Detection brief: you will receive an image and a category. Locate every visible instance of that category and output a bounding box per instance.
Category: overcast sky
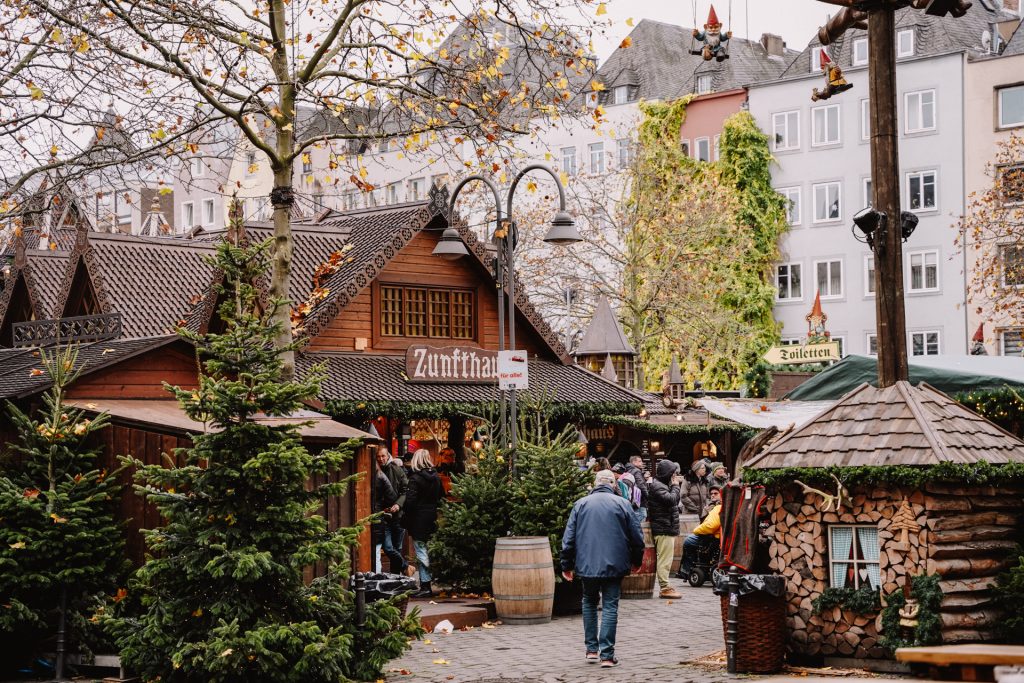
[591,0,825,61]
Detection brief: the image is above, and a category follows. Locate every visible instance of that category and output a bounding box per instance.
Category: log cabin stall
[0,185,643,572]
[740,381,1024,662]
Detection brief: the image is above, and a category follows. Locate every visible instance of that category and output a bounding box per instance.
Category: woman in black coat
[404,449,444,597]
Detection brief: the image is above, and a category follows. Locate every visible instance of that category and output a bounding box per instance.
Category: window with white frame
[815,259,843,298]
[245,151,257,175]
[905,90,936,133]
[378,138,390,153]
[681,139,691,157]
[907,250,939,292]
[1001,328,1024,356]
[713,134,721,161]
[861,98,871,140]
[999,85,1024,129]
[813,181,842,222]
[897,29,915,57]
[907,170,937,211]
[833,336,846,357]
[863,177,873,207]
[772,111,800,151]
[779,187,801,225]
[589,142,605,174]
[852,38,868,66]
[613,85,630,105]
[812,105,841,146]
[1000,164,1024,205]
[408,177,424,201]
[864,254,876,296]
[829,525,880,589]
[115,193,131,222]
[780,337,802,346]
[387,183,399,205]
[1001,244,1024,287]
[190,157,204,178]
[911,330,941,356]
[776,263,803,301]
[617,139,634,168]
[696,74,712,94]
[810,46,825,73]
[202,198,214,225]
[561,146,577,175]
[695,137,711,162]
[866,333,878,356]
[182,202,194,228]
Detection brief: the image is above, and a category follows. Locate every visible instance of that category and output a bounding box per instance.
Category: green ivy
[326,399,641,425]
[879,574,944,652]
[742,460,1024,489]
[812,585,881,616]
[600,414,755,438]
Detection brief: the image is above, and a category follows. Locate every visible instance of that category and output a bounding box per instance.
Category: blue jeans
[414,540,431,582]
[382,522,407,573]
[581,576,622,661]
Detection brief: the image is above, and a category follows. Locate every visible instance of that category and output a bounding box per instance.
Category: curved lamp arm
[505,164,567,220]
[448,174,503,227]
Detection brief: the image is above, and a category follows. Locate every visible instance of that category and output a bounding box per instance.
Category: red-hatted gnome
[811,48,852,102]
[691,5,731,62]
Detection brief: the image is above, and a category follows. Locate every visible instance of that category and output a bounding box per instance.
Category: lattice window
[380,285,474,340]
[429,289,450,338]
[451,291,474,339]
[404,288,428,337]
[380,286,403,336]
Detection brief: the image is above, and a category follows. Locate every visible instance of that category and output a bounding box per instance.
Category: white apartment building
[749,1,1020,359]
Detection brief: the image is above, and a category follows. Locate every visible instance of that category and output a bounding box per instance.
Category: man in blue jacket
[561,469,645,668]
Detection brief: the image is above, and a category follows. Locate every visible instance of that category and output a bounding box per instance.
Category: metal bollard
[354,572,366,630]
[726,567,740,675]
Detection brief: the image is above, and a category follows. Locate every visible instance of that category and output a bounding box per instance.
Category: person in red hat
[691,5,731,62]
[811,47,852,102]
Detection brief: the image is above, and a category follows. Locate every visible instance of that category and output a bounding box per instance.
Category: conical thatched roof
[745,381,1024,469]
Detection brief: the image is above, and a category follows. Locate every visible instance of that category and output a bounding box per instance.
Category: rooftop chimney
[761,33,786,57]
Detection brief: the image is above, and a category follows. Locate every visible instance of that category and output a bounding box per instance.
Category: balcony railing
[13,313,122,347]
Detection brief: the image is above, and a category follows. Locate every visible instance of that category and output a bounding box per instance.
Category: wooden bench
[896,644,1024,682]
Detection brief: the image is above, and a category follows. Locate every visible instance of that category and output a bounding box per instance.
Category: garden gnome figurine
[811,48,852,102]
[971,323,988,355]
[899,582,920,642]
[691,5,731,62]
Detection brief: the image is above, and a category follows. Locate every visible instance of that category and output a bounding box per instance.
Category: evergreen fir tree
[0,346,123,671]
[105,223,420,682]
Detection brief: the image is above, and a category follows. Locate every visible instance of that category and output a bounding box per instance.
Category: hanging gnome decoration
[691,5,732,62]
[811,47,853,102]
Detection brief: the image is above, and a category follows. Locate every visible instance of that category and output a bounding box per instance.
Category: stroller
[685,536,721,587]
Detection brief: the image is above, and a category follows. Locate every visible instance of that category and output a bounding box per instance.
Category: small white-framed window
[202,198,215,226]
[713,134,721,161]
[695,137,711,162]
[776,263,803,301]
[780,337,802,346]
[561,146,577,175]
[861,98,871,141]
[907,170,937,211]
[182,201,194,228]
[190,157,204,178]
[681,139,691,157]
[863,177,873,207]
[1001,244,1024,287]
[613,85,630,105]
[378,138,390,154]
[387,183,400,204]
[1001,328,1024,356]
[852,38,868,66]
[408,177,424,201]
[866,333,878,356]
[999,164,1024,205]
[907,249,939,292]
[617,139,635,168]
[772,111,800,151]
[812,104,841,146]
[813,181,842,223]
[833,336,846,357]
[828,525,880,590]
[911,330,941,356]
[810,46,825,73]
[815,258,844,299]
[779,186,801,225]
[864,254,876,296]
[998,85,1024,129]
[589,142,605,174]
[696,74,713,94]
[905,90,936,133]
[897,29,915,57]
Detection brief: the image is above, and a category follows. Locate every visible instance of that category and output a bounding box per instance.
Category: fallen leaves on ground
[432,658,450,665]
[386,668,413,675]
[481,621,497,628]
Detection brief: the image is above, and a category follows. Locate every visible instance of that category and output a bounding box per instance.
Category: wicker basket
[719,590,787,673]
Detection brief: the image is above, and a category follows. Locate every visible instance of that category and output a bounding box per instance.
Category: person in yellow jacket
[680,484,722,578]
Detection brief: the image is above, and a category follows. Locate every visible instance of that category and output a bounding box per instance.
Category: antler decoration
[793,474,849,512]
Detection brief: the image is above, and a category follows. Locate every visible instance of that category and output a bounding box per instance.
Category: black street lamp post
[433,164,581,469]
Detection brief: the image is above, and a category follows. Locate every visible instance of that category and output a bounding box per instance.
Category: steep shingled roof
[745,381,1024,469]
[25,250,71,319]
[575,296,636,356]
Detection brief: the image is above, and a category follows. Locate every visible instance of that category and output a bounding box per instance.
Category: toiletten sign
[405,345,498,384]
[763,342,841,365]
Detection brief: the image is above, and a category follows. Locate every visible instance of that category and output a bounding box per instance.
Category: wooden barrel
[672,514,701,574]
[492,536,555,625]
[621,521,655,599]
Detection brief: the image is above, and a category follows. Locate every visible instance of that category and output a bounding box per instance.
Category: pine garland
[600,414,756,437]
[326,398,642,424]
[742,460,1024,489]
[811,585,882,616]
[879,574,944,652]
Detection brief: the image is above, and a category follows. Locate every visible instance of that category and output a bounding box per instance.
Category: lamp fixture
[543,210,582,246]
[900,211,919,241]
[431,226,469,260]
[852,206,887,248]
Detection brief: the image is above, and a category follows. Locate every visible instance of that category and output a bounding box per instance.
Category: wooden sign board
[763,342,840,365]
[405,345,498,384]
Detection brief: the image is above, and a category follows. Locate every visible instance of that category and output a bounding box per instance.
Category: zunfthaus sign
[405,345,498,384]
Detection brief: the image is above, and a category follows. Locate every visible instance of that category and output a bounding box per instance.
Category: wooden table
[896,644,1024,682]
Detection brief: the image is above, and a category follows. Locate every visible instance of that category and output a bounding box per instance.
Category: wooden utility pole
[867,4,909,386]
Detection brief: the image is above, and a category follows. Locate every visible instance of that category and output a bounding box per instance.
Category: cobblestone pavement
[386,577,751,683]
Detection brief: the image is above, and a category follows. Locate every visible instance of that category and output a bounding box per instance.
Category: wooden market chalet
[0,185,643,571]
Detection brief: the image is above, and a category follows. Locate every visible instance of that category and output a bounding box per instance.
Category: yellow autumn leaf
[71,35,90,53]
[192,607,202,616]
[28,84,44,100]
[590,80,606,92]
[150,128,167,141]
[596,3,607,15]
[620,36,633,49]
[220,648,233,657]
[159,187,173,195]
[50,28,64,43]
[526,180,537,193]
[247,163,259,174]
[302,152,311,164]
[559,171,569,186]
[49,145,58,156]
[9,541,25,549]
[432,659,449,665]
[626,17,635,27]
[358,166,368,179]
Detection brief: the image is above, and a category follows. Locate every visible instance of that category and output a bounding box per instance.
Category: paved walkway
[386,577,745,683]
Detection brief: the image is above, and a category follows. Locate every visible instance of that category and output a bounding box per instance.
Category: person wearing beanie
[561,467,645,668]
[705,461,729,486]
[647,456,682,599]
[680,459,710,516]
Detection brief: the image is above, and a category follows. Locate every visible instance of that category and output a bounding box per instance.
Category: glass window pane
[999,86,1024,128]
[924,173,936,208]
[791,264,802,298]
[913,333,924,356]
[830,527,854,588]
[817,261,828,293]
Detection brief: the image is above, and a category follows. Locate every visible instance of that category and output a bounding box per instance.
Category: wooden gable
[307,226,551,357]
[61,257,103,318]
[0,275,35,347]
[65,341,198,399]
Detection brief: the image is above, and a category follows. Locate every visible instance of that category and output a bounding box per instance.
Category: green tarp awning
[783,354,1024,401]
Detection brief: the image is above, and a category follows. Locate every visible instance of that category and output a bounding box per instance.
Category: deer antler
[793,479,842,512]
[830,474,849,511]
